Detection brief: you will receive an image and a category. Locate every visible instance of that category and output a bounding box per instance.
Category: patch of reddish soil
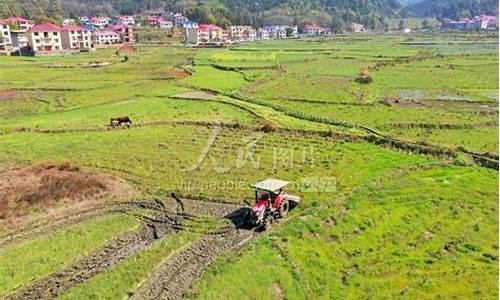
[166,68,191,79]
[0,90,22,101]
[0,162,134,224]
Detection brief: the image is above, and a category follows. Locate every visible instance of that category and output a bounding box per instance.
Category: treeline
[0,0,65,23]
[0,0,402,30]
[406,0,499,19]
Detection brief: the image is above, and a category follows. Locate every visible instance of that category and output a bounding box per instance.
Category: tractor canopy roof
[252,178,290,192]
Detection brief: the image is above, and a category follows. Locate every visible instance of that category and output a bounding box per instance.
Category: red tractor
[247,179,300,230]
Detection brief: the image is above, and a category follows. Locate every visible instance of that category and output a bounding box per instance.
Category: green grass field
[189,166,498,299]
[0,214,139,296]
[58,231,197,299]
[0,33,497,299]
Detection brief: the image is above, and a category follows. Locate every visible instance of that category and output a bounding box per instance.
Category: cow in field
[110,116,132,128]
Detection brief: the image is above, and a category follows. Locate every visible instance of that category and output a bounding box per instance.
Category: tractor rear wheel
[263,215,272,230]
[279,200,289,218]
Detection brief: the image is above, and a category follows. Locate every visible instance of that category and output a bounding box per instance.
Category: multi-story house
[88,17,110,29]
[78,16,90,24]
[181,21,199,31]
[6,17,34,31]
[473,15,498,29]
[350,22,365,33]
[148,16,167,27]
[27,23,62,53]
[263,25,298,39]
[173,14,190,27]
[159,20,174,29]
[229,26,256,41]
[5,17,34,49]
[186,24,223,45]
[61,25,92,50]
[444,15,498,31]
[222,30,230,42]
[95,30,121,45]
[146,16,172,28]
[115,16,135,26]
[264,25,282,39]
[0,20,12,52]
[301,25,332,36]
[257,28,270,40]
[110,24,134,43]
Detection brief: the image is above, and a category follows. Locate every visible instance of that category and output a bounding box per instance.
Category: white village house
[60,25,92,50]
[27,23,63,53]
[0,20,12,52]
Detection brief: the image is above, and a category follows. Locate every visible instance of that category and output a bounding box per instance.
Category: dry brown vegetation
[165,68,191,79]
[0,162,134,223]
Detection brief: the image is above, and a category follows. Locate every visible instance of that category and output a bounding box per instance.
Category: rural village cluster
[0,12,498,56]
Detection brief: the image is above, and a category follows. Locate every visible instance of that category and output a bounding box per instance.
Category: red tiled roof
[198,24,222,31]
[30,23,61,32]
[304,25,322,30]
[110,24,129,30]
[98,30,119,36]
[148,16,165,22]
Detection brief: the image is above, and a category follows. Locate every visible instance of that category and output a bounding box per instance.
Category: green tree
[398,19,405,30]
[331,16,345,32]
[421,18,431,30]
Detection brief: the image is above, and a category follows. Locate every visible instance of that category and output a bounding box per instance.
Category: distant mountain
[0,0,402,29]
[406,0,498,19]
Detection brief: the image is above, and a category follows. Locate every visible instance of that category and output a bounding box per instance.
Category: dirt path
[4,222,173,300]
[130,227,254,300]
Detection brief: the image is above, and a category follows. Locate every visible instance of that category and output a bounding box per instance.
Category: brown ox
[110,116,132,128]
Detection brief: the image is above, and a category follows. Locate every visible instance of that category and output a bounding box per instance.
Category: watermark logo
[178,122,337,194]
[296,177,337,193]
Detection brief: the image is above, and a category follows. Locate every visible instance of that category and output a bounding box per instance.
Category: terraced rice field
[0,33,497,299]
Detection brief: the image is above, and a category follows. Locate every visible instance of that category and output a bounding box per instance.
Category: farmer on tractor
[247,179,300,230]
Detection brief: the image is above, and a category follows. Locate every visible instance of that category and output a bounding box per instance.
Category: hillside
[398,0,423,6]
[406,0,498,19]
[0,0,402,28]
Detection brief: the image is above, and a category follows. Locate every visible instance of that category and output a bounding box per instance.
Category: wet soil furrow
[130,228,254,300]
[4,223,171,300]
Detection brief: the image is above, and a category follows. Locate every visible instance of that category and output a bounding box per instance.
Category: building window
[53,32,57,36]
[35,39,40,43]
[34,32,39,36]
